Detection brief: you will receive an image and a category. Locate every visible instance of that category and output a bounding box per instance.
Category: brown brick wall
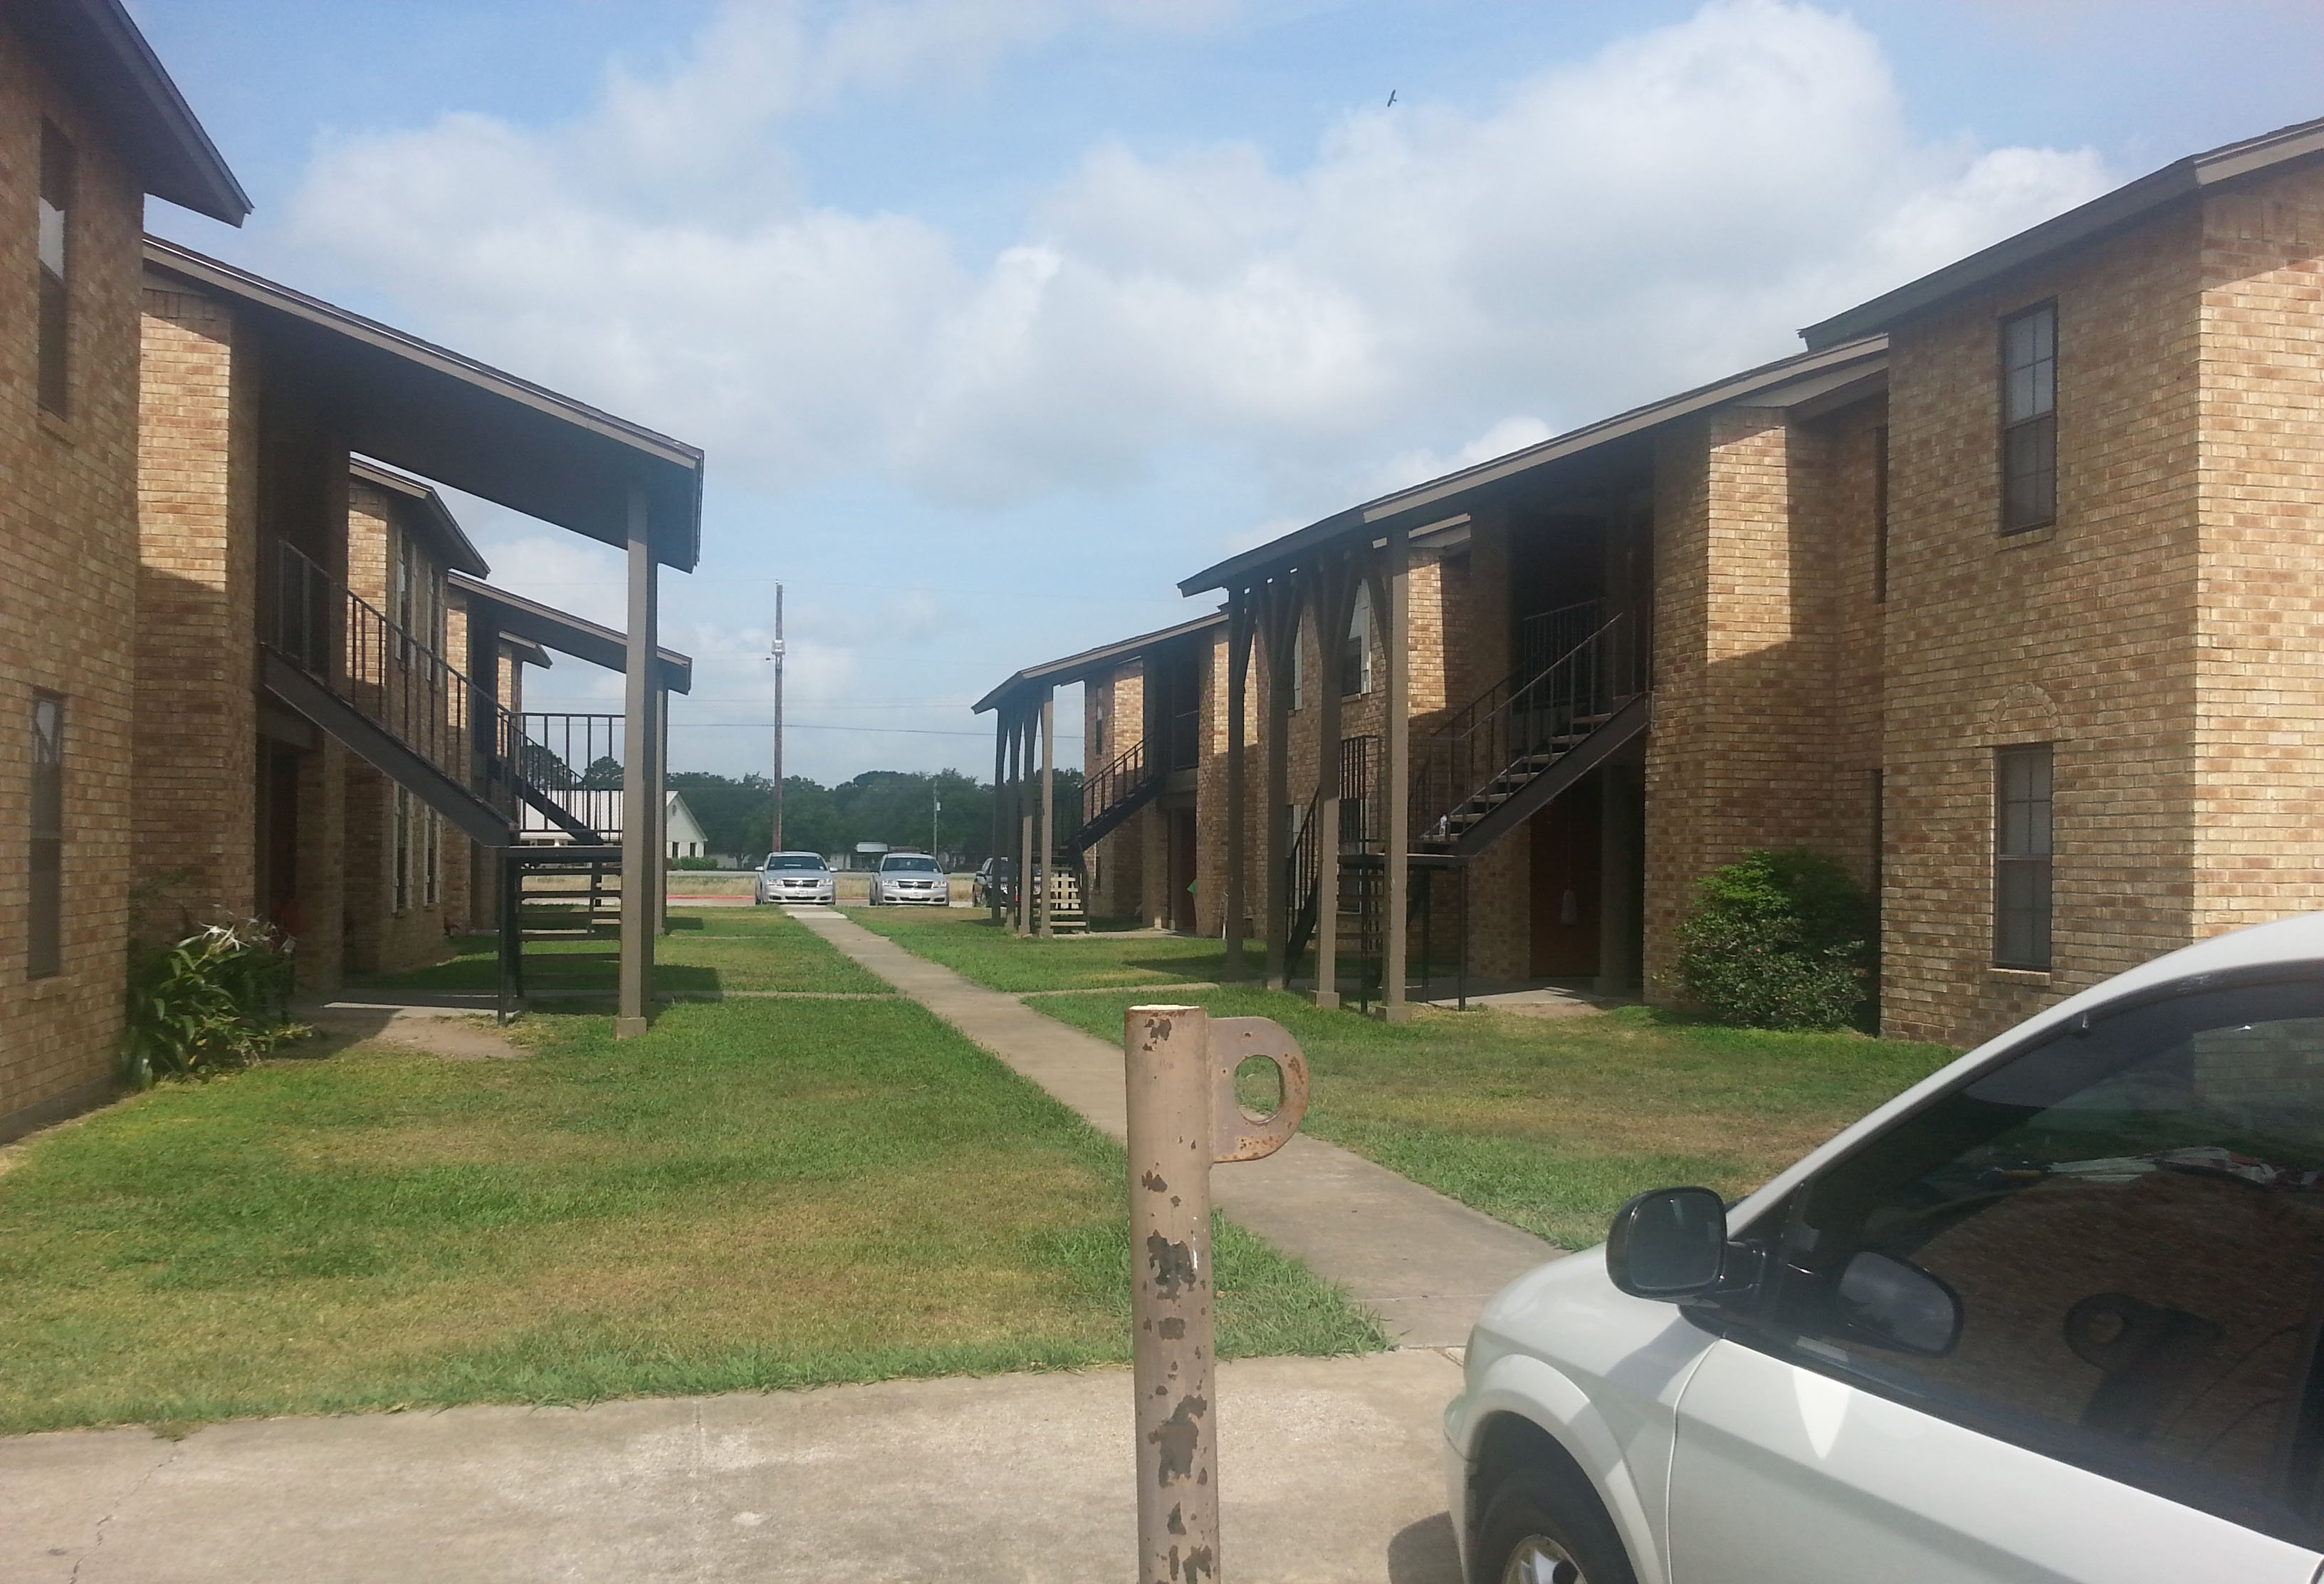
[0,32,151,1132]
[1643,409,1848,1000]
[1083,661,1145,920]
[1880,200,2204,1046]
[2190,165,2324,939]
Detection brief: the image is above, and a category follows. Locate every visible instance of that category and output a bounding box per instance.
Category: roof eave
[16,0,250,224]
[1179,335,1889,595]
[973,610,1228,714]
[1801,116,2324,350]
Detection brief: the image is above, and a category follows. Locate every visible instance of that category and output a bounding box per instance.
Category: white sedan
[1445,912,2324,1583]
[867,853,949,906]
[754,852,834,905]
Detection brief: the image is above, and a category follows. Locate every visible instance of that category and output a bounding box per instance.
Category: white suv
[867,852,948,906]
[1445,912,2324,1583]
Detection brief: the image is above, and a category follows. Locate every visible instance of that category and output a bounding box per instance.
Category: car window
[1754,978,2324,1546]
[883,857,941,872]
[768,856,824,870]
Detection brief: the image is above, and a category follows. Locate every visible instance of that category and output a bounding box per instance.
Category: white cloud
[288,0,2111,519]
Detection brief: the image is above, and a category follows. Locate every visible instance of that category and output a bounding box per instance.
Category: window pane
[29,694,63,979]
[2004,415,2056,532]
[1766,981,2324,1545]
[37,123,72,418]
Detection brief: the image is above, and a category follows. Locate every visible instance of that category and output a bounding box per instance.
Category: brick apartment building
[2,0,704,1140]
[1003,113,2324,1051]
[1,0,248,1138]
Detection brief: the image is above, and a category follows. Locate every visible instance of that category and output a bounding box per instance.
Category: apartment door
[1528,778,1602,978]
[1168,808,1198,933]
[258,743,304,935]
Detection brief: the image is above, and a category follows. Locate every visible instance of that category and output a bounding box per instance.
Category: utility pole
[932,781,942,862]
[768,583,785,856]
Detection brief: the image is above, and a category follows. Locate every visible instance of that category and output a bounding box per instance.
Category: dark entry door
[1528,778,1601,978]
[1168,809,1198,934]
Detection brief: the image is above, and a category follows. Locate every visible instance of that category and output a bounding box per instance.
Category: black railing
[268,541,627,838]
[1283,786,1323,966]
[514,713,627,840]
[1519,599,1603,684]
[1410,609,1645,850]
[1081,736,1149,828]
[274,540,485,779]
[1339,734,1380,853]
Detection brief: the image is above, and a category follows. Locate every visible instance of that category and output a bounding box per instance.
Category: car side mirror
[1606,1186,1727,1301]
[1836,1251,1961,1357]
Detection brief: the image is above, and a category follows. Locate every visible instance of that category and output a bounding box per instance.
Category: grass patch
[845,907,1256,993]
[0,995,1382,1434]
[1034,987,1955,1249]
[348,906,890,998]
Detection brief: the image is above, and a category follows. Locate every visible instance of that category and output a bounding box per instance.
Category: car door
[1668,974,2324,1583]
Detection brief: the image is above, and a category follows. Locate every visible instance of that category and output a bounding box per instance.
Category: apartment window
[422,809,441,910]
[1092,707,1106,759]
[394,531,417,660]
[1994,744,2053,970]
[392,786,412,915]
[1342,586,1373,698]
[36,121,73,417]
[1872,424,1890,602]
[2001,303,2057,533]
[1290,627,1307,712]
[29,693,64,978]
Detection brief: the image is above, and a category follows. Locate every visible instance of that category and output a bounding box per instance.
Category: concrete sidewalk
[3,1353,1465,1583]
[790,908,1559,1347]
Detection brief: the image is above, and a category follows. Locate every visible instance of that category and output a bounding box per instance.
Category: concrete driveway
[4,1351,1465,1583]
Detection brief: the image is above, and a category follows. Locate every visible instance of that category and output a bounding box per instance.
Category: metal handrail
[1080,736,1151,829]
[1410,610,1645,847]
[1283,785,1323,966]
[267,541,625,828]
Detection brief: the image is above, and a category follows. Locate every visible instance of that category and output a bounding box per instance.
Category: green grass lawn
[347,906,891,998]
[844,907,1257,993]
[1027,986,1957,1250]
[0,996,1382,1434]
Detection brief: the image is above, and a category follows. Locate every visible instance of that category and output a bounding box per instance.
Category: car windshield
[767,855,825,870]
[884,857,941,873]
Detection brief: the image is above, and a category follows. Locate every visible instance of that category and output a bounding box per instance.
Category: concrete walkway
[1,1352,1465,1583]
[790,908,1559,1348]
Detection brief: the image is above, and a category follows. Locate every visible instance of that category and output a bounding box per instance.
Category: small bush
[1675,849,1871,1031]
[672,856,721,870]
[123,919,308,1087]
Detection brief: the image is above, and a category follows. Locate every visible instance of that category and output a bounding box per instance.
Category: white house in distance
[664,792,708,861]
[519,788,708,860]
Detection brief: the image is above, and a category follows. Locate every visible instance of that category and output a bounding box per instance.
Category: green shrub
[1675,849,1871,1031]
[672,856,721,870]
[123,920,308,1087]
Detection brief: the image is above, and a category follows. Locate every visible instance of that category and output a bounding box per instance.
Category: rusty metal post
[1126,1006,1309,1584]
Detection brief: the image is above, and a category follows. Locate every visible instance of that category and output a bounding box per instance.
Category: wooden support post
[1311,558,1358,1010]
[990,704,1007,922]
[1040,689,1056,938]
[1260,581,1294,990]
[654,687,669,937]
[1223,594,1252,980]
[1379,525,1413,1023]
[616,485,657,1038]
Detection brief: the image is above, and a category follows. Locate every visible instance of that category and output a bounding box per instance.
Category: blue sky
[131,0,2324,781]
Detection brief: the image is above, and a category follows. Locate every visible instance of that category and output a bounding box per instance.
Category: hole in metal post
[1232,1056,1282,1122]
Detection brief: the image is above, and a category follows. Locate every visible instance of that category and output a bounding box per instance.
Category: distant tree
[580,756,624,791]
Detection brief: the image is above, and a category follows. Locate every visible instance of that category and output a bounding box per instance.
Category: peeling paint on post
[1126,1005,1308,1584]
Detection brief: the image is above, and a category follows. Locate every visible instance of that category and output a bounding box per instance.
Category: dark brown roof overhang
[974,610,1228,714]
[348,459,491,578]
[145,238,704,571]
[449,572,692,694]
[1801,114,2324,350]
[1178,335,1888,595]
[10,0,249,223]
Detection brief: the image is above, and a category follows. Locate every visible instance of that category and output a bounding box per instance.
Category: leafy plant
[1674,849,1872,1031]
[671,856,721,870]
[123,919,309,1087]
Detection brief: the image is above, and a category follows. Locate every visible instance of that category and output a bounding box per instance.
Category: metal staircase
[1069,736,1164,855]
[262,540,634,1018]
[1410,608,1648,859]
